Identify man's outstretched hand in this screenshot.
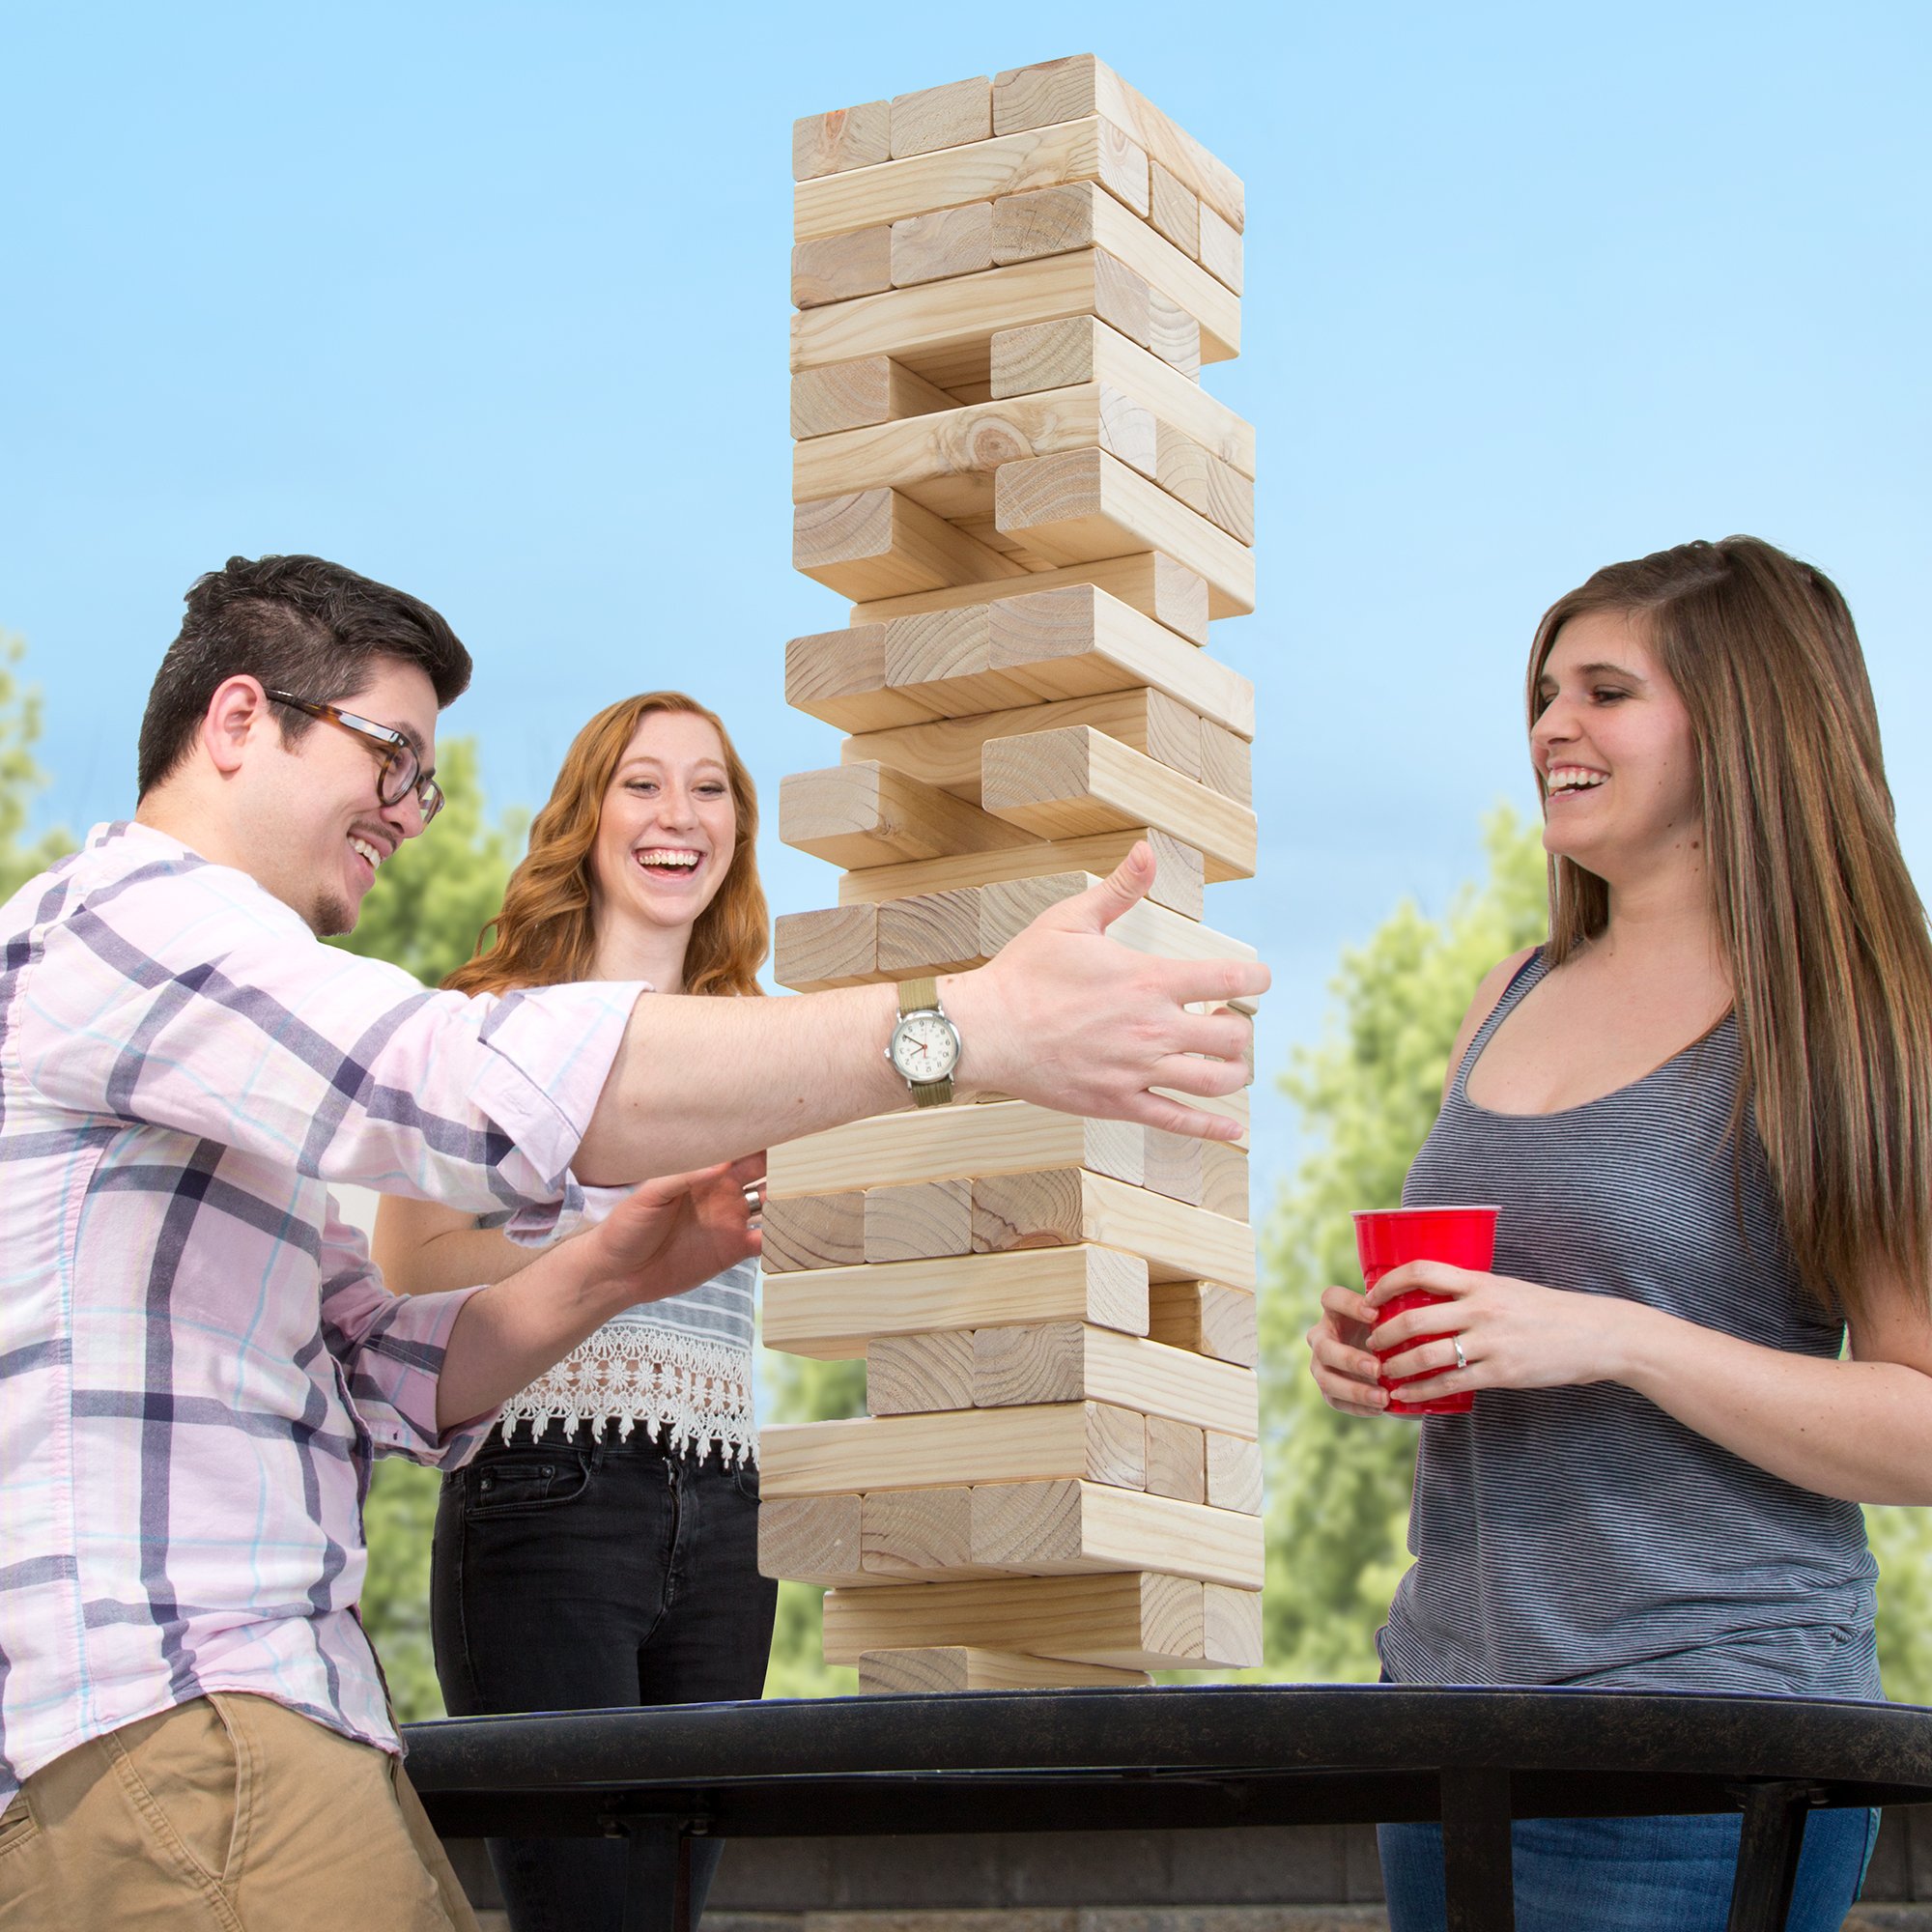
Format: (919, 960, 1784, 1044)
(582, 1154, 765, 1300)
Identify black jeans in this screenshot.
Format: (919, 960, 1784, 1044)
(430, 1420, 778, 1932)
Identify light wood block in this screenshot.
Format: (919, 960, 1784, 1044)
(787, 625, 935, 732)
(970, 1479, 1262, 1589)
(1146, 1416, 1207, 1503)
(971, 1321, 1257, 1436)
(857, 1647, 1150, 1692)
(867, 1331, 976, 1415)
(1198, 203, 1243, 294)
(1199, 721, 1253, 806)
(993, 55, 1245, 234)
(762, 1401, 1147, 1499)
(822, 1571, 1215, 1669)
(1148, 161, 1200, 258)
(836, 827, 1206, 922)
(1148, 1280, 1259, 1367)
(891, 76, 991, 158)
(991, 183, 1105, 265)
(794, 100, 892, 181)
(1200, 1143, 1250, 1221)
(859, 1484, 1009, 1580)
(1141, 1127, 1205, 1207)
(873, 887, 987, 976)
(792, 225, 893, 308)
(761, 1245, 1150, 1359)
(1146, 287, 1201, 379)
(760, 1190, 867, 1274)
(981, 724, 1257, 880)
(892, 201, 994, 287)
(1155, 423, 1254, 544)
(973, 1167, 1257, 1290)
(1203, 1582, 1264, 1667)
(793, 384, 1157, 520)
(758, 1493, 867, 1585)
(864, 1178, 973, 1263)
(795, 488, 1030, 601)
(769, 1097, 1143, 1198)
(792, 355, 960, 440)
(781, 761, 1039, 871)
(991, 317, 1256, 478)
(996, 449, 1255, 617)
(1206, 1432, 1264, 1516)
(773, 904, 878, 992)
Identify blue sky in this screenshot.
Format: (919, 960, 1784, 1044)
(4, 1, 1927, 1193)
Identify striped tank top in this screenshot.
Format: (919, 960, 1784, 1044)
(1379, 951, 1882, 1699)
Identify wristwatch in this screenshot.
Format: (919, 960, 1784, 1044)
(885, 977, 961, 1106)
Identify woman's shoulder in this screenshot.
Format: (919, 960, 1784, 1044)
(1439, 946, 1542, 1104)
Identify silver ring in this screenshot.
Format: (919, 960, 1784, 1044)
(1453, 1337, 1468, 1372)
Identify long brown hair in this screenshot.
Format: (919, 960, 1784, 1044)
(1528, 536, 1932, 1323)
(447, 693, 767, 1001)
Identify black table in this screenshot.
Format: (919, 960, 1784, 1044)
(403, 1685, 1932, 1932)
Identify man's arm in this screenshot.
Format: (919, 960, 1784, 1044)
(576, 845, 1264, 1183)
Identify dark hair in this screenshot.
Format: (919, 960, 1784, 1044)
(136, 554, 473, 796)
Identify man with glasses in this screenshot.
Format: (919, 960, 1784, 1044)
(0, 553, 1264, 1931)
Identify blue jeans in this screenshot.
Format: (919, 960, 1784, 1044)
(431, 1421, 778, 1932)
(1378, 1805, 1881, 1931)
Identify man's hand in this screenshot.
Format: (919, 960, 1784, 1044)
(580, 1155, 765, 1300)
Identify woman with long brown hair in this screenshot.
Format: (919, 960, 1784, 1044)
(1305, 537, 1932, 1928)
(376, 692, 773, 1932)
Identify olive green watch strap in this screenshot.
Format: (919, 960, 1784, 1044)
(895, 977, 954, 1105)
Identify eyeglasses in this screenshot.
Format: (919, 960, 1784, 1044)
(266, 691, 445, 825)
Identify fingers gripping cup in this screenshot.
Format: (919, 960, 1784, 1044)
(1352, 1206, 1499, 1417)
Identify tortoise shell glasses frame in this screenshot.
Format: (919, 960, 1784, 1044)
(265, 690, 445, 824)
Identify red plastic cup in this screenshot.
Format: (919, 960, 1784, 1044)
(1352, 1206, 1499, 1417)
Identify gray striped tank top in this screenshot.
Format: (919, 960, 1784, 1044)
(1379, 951, 1882, 1699)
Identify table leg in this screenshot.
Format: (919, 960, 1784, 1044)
(619, 1815, 693, 1932)
(1725, 1781, 1812, 1932)
(1440, 1765, 1515, 1932)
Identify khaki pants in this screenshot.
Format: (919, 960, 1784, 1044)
(0, 1691, 480, 1931)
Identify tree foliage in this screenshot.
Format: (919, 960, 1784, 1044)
(0, 636, 73, 900)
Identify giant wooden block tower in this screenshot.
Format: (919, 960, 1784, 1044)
(760, 54, 1262, 1691)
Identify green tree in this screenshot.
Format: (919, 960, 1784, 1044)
(0, 636, 73, 900)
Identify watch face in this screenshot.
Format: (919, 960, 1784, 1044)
(891, 1011, 959, 1084)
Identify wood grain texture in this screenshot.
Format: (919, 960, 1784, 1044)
(760, 1190, 867, 1274)
(1154, 423, 1254, 543)
(991, 317, 1256, 478)
(1205, 1432, 1264, 1515)
(1202, 1582, 1264, 1667)
(891, 200, 994, 287)
(795, 488, 1030, 600)
(792, 225, 893, 308)
(864, 1178, 973, 1263)
(1148, 160, 1201, 258)
(1148, 1279, 1260, 1367)
(781, 761, 1038, 870)
(760, 1245, 1150, 1360)
(1198, 202, 1244, 294)
(891, 76, 992, 159)
(867, 1330, 976, 1415)
(794, 100, 891, 181)
(1145, 1415, 1207, 1504)
(995, 449, 1256, 617)
(857, 1647, 1150, 1691)
(860, 1485, 1009, 1580)
(1141, 1126, 1205, 1207)
(972, 1167, 1257, 1290)
(980, 724, 1258, 880)
(786, 624, 938, 732)
(1198, 720, 1253, 805)
(970, 1321, 1258, 1435)
(1199, 1142, 1250, 1220)
(1145, 287, 1201, 379)
(792, 355, 959, 440)
(773, 903, 878, 992)
(969, 1479, 1262, 1588)
(758, 1493, 867, 1585)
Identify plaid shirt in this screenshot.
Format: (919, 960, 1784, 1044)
(0, 822, 640, 1803)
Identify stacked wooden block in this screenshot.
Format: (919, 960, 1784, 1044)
(762, 54, 1263, 1693)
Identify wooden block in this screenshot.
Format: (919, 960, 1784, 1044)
(780, 761, 1038, 871)
(969, 1479, 1261, 1588)
(758, 1493, 867, 1585)
(991, 318, 1255, 479)
(1206, 1433, 1264, 1516)
(787, 624, 937, 732)
(867, 1332, 976, 1416)
(760, 1190, 867, 1274)
(761, 1245, 1150, 1359)
(1146, 1416, 1207, 1504)
(1203, 1583, 1264, 1667)
(761, 1401, 1147, 1499)
(792, 226, 893, 309)
(865, 1178, 973, 1263)
(1154, 424, 1254, 544)
(996, 449, 1255, 618)
(852, 552, 1210, 650)
(792, 384, 1157, 521)
(858, 1485, 980, 1577)
(770, 1097, 1142, 1198)
(1198, 203, 1243, 295)
(993, 55, 1245, 234)
(973, 1167, 1257, 1290)
(1142, 1127, 1205, 1207)
(992, 183, 1103, 265)
(1145, 288, 1201, 379)
(874, 888, 986, 976)
(1198, 721, 1253, 806)
(796, 116, 1147, 242)
(971, 1321, 1257, 1436)
(792, 356, 960, 441)
(795, 488, 1030, 601)
(1199, 1143, 1249, 1221)
(1149, 161, 1201, 258)
(838, 828, 1206, 922)
(822, 1571, 1210, 1669)
(773, 904, 878, 992)
(980, 724, 1257, 881)
(1148, 1280, 1260, 1368)
(794, 100, 891, 181)
(892, 201, 994, 287)
(857, 1647, 1150, 1692)
(891, 76, 991, 158)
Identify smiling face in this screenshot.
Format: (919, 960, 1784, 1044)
(1531, 609, 1703, 884)
(587, 709, 737, 981)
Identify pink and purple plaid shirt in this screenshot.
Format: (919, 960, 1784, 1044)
(0, 821, 640, 1803)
